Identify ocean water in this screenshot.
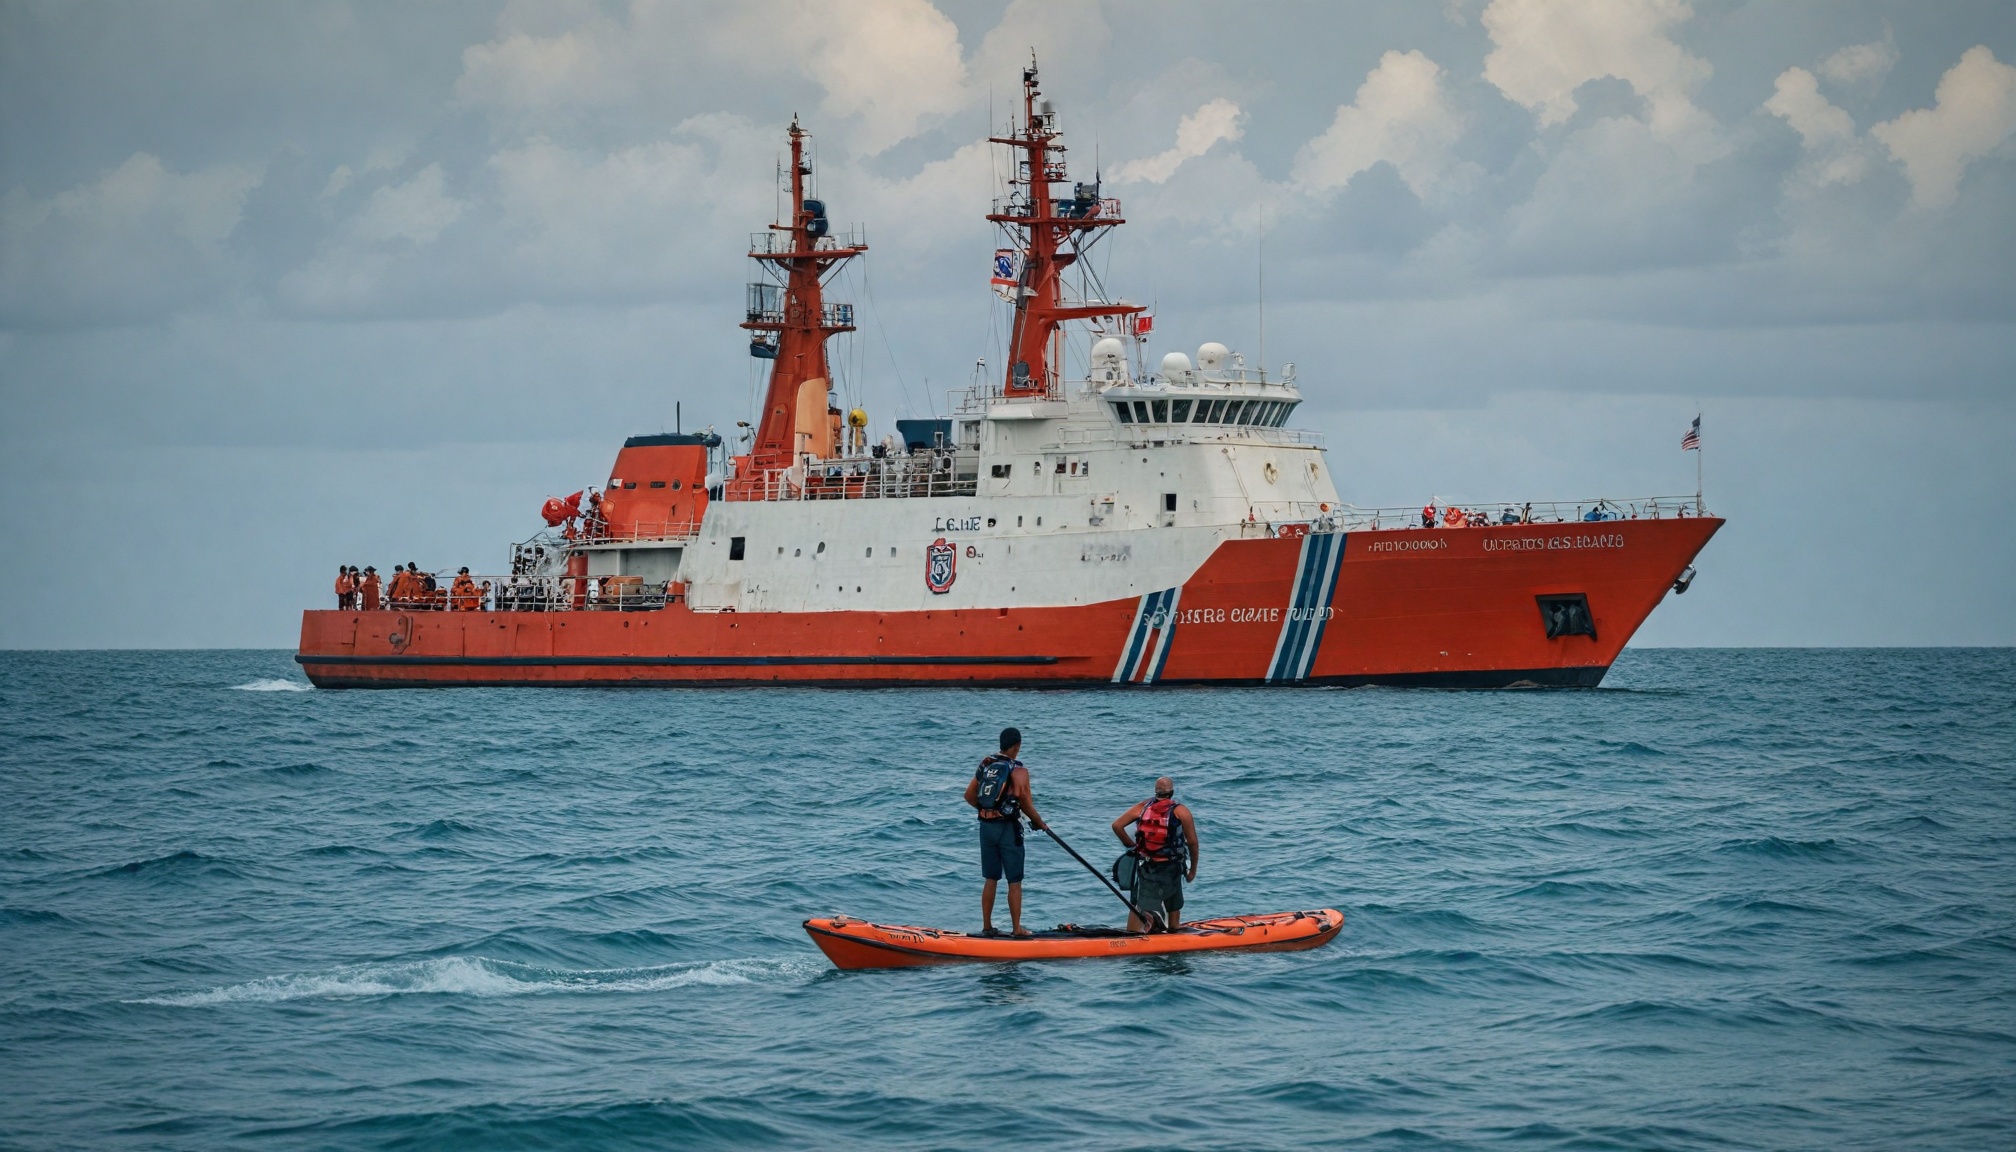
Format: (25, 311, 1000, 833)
(2, 649, 2012, 1150)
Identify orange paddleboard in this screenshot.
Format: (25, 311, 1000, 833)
(804, 909, 1344, 970)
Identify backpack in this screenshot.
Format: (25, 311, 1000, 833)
(1134, 797, 1187, 863)
(974, 755, 1021, 817)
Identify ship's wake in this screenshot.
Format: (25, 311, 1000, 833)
(230, 679, 314, 692)
(137, 955, 821, 1005)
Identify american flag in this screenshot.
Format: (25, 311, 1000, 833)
(1681, 416, 1701, 452)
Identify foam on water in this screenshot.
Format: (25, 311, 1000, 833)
(142, 955, 820, 1006)
(231, 678, 314, 692)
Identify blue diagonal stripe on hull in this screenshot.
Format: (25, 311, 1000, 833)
(1269, 531, 1345, 683)
(1146, 587, 1182, 683)
(1294, 533, 1347, 680)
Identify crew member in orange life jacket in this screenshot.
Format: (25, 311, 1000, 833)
(1111, 777, 1200, 933)
(964, 727, 1047, 937)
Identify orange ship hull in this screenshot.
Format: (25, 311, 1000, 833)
(804, 910, 1344, 969)
(297, 518, 1719, 688)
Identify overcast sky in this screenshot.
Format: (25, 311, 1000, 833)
(2, 0, 2012, 648)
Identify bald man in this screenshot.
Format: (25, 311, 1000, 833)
(1111, 777, 1199, 933)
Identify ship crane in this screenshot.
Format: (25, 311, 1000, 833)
(987, 59, 1146, 399)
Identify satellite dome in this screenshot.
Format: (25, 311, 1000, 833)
(1090, 337, 1126, 368)
(1196, 342, 1229, 370)
(1159, 352, 1193, 379)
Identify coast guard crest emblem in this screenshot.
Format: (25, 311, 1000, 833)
(925, 537, 957, 594)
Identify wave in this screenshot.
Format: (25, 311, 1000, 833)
(230, 679, 313, 692)
(139, 954, 822, 1006)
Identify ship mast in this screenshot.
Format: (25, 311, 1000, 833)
(737, 118, 864, 485)
(987, 59, 1143, 399)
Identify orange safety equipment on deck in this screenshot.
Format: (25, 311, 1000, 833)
(450, 574, 480, 611)
(1443, 506, 1465, 528)
(803, 909, 1343, 970)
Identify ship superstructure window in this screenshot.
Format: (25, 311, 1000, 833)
(1163, 492, 1177, 512)
(1152, 400, 1168, 423)
(729, 537, 745, 560)
(1133, 401, 1151, 423)
(991, 463, 1011, 478)
(650, 480, 667, 488)
(1172, 398, 1192, 422)
(1112, 402, 1132, 423)
(1537, 594, 1596, 639)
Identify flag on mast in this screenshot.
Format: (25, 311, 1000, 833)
(991, 248, 1022, 301)
(1681, 416, 1701, 451)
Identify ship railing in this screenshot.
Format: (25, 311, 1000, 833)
(1101, 425, 1325, 448)
(1325, 495, 1710, 532)
(726, 455, 980, 502)
(743, 302, 856, 328)
(954, 377, 1064, 411)
(374, 574, 682, 614)
(747, 228, 866, 255)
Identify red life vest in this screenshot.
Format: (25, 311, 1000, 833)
(1135, 797, 1186, 862)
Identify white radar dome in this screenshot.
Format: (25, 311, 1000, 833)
(1159, 351, 1193, 378)
(1196, 342, 1229, 370)
(1090, 337, 1126, 368)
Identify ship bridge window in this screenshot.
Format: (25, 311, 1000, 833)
(1111, 401, 1132, 423)
(1172, 398, 1192, 422)
(1132, 401, 1151, 423)
(1205, 399, 1227, 422)
(1151, 399, 1168, 423)
(1537, 594, 1595, 639)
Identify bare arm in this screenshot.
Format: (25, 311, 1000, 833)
(964, 775, 981, 811)
(1111, 802, 1145, 847)
(1179, 806, 1200, 881)
(1014, 767, 1044, 830)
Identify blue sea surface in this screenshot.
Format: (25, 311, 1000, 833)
(2, 649, 2012, 1149)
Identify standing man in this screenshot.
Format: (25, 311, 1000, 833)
(964, 726, 1046, 937)
(1111, 777, 1199, 933)
(334, 565, 354, 609)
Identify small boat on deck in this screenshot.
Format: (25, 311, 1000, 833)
(803, 909, 1344, 970)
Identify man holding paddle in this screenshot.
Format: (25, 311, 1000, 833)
(965, 727, 1046, 937)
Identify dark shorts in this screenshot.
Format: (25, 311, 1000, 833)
(1132, 858, 1185, 926)
(979, 818, 1024, 883)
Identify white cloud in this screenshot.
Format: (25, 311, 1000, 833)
(350, 164, 464, 245)
(1291, 50, 1464, 198)
(0, 152, 263, 326)
(1765, 67, 1869, 185)
(459, 0, 967, 156)
(1111, 98, 1244, 185)
(1481, 0, 1712, 143)
(1819, 38, 1898, 87)
(1871, 46, 2016, 209)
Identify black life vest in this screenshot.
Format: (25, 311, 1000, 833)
(974, 754, 1022, 820)
(1135, 797, 1186, 863)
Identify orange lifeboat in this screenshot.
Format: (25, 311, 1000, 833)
(803, 908, 1343, 970)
